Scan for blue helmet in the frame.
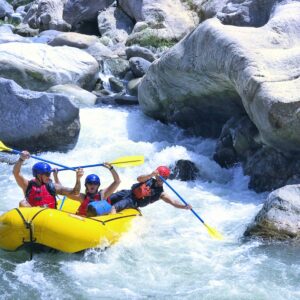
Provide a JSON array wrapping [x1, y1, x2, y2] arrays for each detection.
[[32, 162, 51, 177], [85, 174, 100, 185]]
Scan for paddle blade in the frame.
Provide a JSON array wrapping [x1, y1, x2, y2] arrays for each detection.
[[204, 223, 223, 240], [0, 141, 12, 152], [110, 156, 144, 168]]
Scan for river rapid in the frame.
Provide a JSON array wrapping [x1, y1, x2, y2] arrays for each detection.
[[0, 106, 299, 300]]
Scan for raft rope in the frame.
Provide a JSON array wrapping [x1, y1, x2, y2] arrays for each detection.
[[88, 208, 142, 225], [13, 208, 142, 258], [14, 208, 48, 260]]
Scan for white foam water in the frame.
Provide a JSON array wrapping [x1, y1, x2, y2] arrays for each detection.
[[0, 106, 299, 300]]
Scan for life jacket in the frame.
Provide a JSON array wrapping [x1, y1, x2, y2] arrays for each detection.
[[131, 179, 163, 207], [25, 179, 56, 209], [77, 191, 108, 216]]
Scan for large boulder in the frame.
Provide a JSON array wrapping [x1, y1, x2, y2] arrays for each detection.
[[0, 0, 14, 18], [0, 42, 99, 91], [24, 0, 71, 31], [120, 0, 198, 47], [244, 184, 300, 240], [217, 0, 279, 27], [48, 31, 115, 66], [63, 0, 114, 27], [0, 24, 30, 43], [0, 78, 80, 151], [97, 6, 134, 45], [139, 1, 300, 151]]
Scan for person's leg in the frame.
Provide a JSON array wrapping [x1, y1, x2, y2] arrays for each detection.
[[109, 190, 131, 205], [111, 196, 135, 213]]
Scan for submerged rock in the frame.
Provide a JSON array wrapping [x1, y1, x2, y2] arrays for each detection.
[[170, 160, 199, 181]]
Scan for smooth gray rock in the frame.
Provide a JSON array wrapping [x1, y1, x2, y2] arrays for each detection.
[[97, 6, 134, 45], [217, 0, 279, 27], [0, 0, 14, 18], [48, 31, 115, 66], [139, 2, 300, 151], [48, 84, 97, 107], [103, 57, 130, 78], [109, 77, 125, 93], [244, 184, 300, 240], [0, 78, 80, 151], [0, 42, 99, 91], [127, 77, 142, 96], [31, 29, 61, 44], [25, 0, 71, 31], [63, 0, 114, 27], [129, 57, 151, 78], [120, 0, 198, 47], [0, 27, 30, 43], [125, 45, 156, 62]]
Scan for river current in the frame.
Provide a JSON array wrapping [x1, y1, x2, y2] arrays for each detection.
[[0, 106, 299, 300]]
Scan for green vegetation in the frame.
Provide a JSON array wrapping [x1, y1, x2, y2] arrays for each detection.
[[126, 29, 177, 48], [138, 34, 177, 48]]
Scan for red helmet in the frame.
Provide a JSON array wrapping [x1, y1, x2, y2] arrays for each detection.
[[156, 166, 170, 178]]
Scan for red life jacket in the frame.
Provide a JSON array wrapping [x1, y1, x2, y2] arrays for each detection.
[[25, 179, 56, 209], [77, 192, 102, 216]]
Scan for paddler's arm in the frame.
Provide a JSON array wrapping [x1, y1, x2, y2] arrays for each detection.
[[160, 192, 192, 209], [137, 169, 158, 183], [55, 168, 83, 200], [102, 163, 121, 199], [12, 150, 30, 193]]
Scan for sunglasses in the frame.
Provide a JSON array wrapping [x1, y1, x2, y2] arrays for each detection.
[[42, 172, 51, 177]]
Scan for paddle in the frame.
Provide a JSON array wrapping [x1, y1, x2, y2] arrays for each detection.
[[0, 140, 75, 171], [54, 155, 145, 171], [159, 175, 223, 240]]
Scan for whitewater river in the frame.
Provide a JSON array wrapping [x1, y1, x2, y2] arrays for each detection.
[[0, 106, 299, 300]]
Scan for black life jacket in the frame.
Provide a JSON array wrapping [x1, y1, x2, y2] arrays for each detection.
[[131, 178, 163, 207]]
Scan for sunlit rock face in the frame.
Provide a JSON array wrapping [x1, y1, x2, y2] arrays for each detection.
[[0, 42, 99, 91], [139, 2, 300, 152], [244, 184, 300, 240]]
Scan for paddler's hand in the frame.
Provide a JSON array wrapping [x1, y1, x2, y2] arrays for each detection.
[[76, 168, 84, 179], [183, 204, 192, 210], [19, 150, 30, 161], [152, 170, 159, 177], [103, 162, 114, 171]]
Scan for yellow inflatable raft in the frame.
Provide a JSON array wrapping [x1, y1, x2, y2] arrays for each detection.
[[0, 199, 141, 253]]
